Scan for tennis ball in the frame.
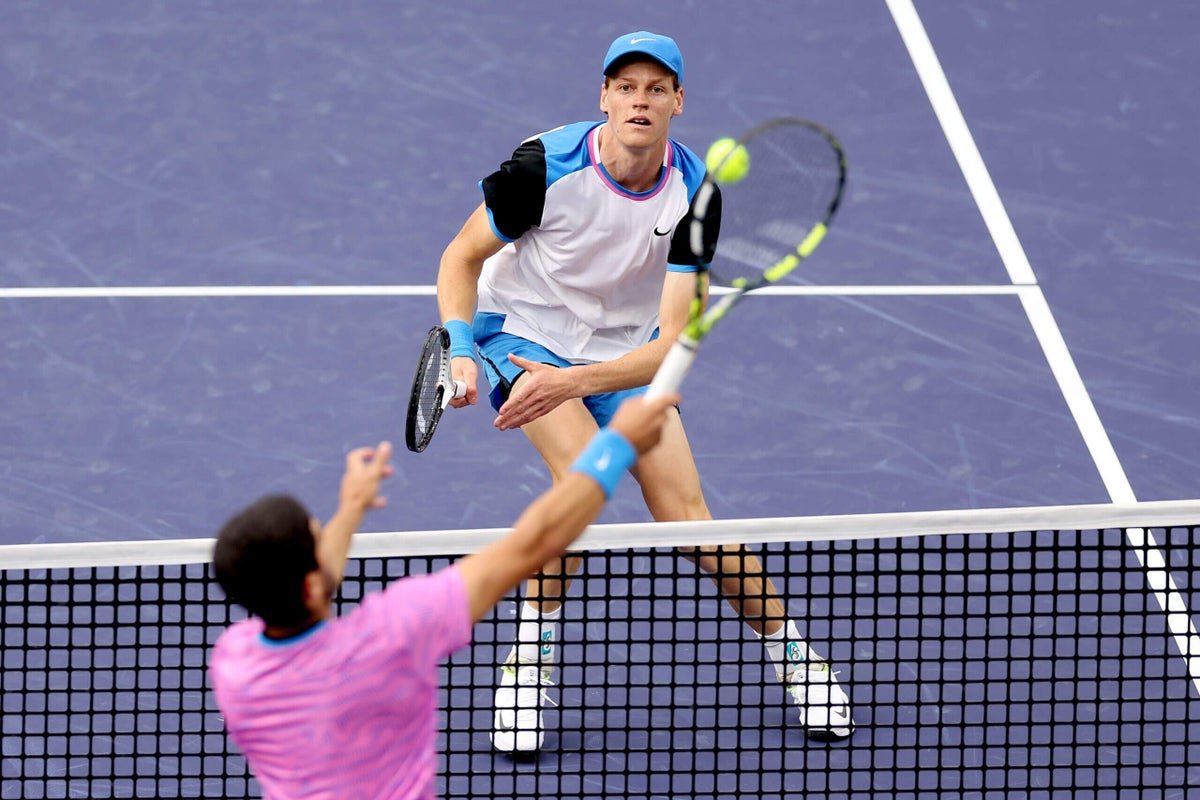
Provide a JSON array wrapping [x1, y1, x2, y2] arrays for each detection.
[[705, 137, 750, 184]]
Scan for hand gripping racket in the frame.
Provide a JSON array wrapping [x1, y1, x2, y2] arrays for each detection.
[[647, 117, 847, 398], [404, 326, 467, 453]]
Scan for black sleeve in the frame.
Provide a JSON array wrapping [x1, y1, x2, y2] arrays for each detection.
[[479, 139, 548, 241], [667, 181, 722, 267]]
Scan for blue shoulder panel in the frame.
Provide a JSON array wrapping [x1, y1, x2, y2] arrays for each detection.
[[539, 121, 601, 188], [670, 140, 708, 202]]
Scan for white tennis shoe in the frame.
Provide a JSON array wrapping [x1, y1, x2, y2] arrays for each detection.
[[491, 652, 556, 755], [784, 660, 854, 740]]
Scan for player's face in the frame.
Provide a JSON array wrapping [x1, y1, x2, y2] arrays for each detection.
[[600, 61, 683, 150]]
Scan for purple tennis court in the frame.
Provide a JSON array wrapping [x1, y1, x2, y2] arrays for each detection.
[[2, 2, 1198, 798]]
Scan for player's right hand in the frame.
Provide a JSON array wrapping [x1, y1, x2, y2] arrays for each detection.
[[608, 394, 679, 455], [450, 356, 478, 407]]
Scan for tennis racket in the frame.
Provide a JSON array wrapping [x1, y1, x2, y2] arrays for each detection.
[[647, 117, 847, 398], [404, 326, 467, 453]]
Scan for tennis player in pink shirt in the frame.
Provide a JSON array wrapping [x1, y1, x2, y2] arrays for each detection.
[[208, 393, 677, 799]]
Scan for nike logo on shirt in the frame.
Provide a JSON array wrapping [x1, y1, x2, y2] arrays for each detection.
[[653, 226, 671, 236]]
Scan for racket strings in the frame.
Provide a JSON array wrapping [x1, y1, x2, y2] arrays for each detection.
[[705, 121, 844, 288], [406, 327, 454, 452], [415, 350, 445, 434]]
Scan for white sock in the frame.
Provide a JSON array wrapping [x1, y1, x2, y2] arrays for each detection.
[[760, 620, 820, 680], [513, 602, 561, 666]]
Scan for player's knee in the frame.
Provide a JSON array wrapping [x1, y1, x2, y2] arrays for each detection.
[[647, 492, 709, 523]]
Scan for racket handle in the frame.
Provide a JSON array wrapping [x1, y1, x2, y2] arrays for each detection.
[[441, 380, 468, 412], [647, 339, 698, 399]]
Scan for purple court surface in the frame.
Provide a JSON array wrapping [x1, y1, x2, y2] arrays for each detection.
[[1, 2, 1198, 799]]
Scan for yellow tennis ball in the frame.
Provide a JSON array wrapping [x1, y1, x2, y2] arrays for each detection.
[[705, 137, 750, 184]]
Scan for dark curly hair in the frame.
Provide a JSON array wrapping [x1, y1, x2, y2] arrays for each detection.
[[212, 494, 319, 627]]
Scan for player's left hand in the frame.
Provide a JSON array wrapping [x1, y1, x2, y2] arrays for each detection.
[[339, 441, 395, 511], [494, 355, 579, 430]]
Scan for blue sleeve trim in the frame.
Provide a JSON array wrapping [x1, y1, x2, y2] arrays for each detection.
[[667, 262, 703, 274], [477, 183, 517, 244]]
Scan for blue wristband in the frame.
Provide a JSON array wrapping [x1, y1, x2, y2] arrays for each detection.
[[444, 319, 475, 359], [570, 428, 636, 499]]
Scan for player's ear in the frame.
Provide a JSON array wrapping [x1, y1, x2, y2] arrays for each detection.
[[302, 569, 329, 612], [599, 81, 609, 116], [673, 87, 684, 117]]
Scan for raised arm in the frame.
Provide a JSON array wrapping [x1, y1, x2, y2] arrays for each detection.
[[316, 441, 395, 585], [437, 203, 507, 407], [456, 393, 679, 622]]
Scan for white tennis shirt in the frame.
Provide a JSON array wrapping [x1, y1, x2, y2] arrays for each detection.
[[476, 121, 719, 364]]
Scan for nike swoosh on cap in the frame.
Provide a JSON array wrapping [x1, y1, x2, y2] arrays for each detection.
[[629, 37, 656, 44]]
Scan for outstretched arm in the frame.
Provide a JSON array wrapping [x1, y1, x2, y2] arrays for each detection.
[[438, 203, 507, 408], [457, 393, 679, 622], [317, 441, 395, 585]]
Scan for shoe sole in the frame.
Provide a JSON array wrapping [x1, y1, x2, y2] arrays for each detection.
[[490, 737, 541, 759], [496, 748, 540, 761], [805, 726, 854, 742]]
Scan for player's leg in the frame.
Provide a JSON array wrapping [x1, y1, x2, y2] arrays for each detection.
[[490, 395, 598, 754], [629, 410, 854, 740], [507, 388, 599, 665], [628, 409, 788, 631], [514, 391, 599, 612], [475, 326, 599, 753]]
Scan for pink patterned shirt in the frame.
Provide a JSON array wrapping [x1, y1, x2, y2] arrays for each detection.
[[209, 566, 472, 799]]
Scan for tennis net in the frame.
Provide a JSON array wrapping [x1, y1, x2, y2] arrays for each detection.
[[3, 501, 1199, 799]]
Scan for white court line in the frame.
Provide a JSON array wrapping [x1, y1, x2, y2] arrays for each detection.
[[0, 283, 1024, 299], [0, 285, 437, 298], [887, 0, 1200, 692]]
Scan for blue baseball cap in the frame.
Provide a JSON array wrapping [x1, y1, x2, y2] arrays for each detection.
[[602, 31, 684, 85]]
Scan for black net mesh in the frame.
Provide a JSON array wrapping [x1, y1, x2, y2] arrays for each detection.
[[3, 516, 1199, 799]]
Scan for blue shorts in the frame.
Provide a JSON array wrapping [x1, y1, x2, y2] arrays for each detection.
[[473, 312, 648, 428]]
